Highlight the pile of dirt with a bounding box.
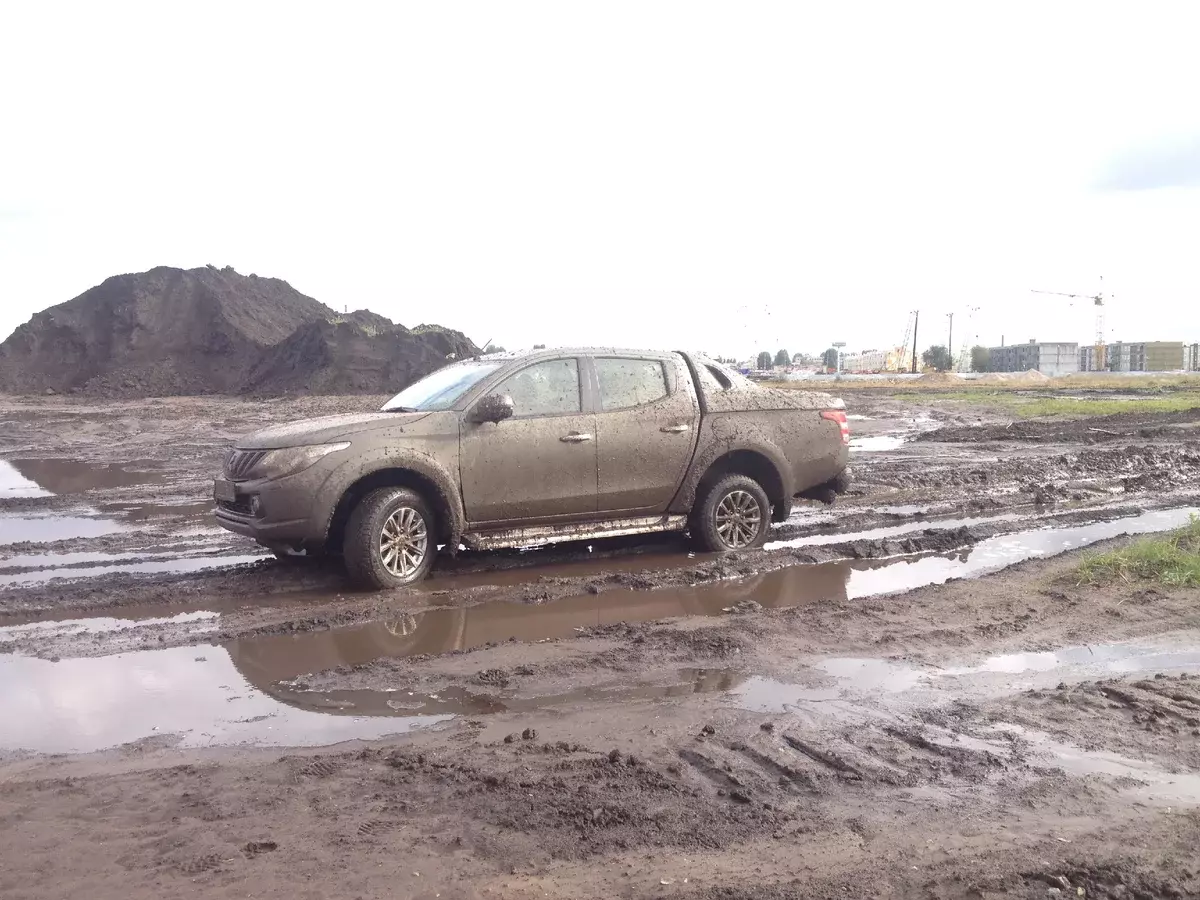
[244,318,476,396]
[0,266,477,397]
[977,369,1052,384]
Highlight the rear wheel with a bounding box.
[691,474,771,552]
[343,487,437,590]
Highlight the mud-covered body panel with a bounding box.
[214,348,849,554]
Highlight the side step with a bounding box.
[463,514,688,551]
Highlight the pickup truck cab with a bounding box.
[215,348,850,589]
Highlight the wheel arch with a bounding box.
[680,447,793,523]
[321,457,463,554]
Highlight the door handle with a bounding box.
[560,432,593,443]
[660,424,690,434]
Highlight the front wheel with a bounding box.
[691,474,771,552]
[343,487,437,590]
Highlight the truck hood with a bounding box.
[236,411,433,449]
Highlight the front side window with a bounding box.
[595,358,668,410]
[496,358,581,417]
[382,362,502,412]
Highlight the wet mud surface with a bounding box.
[2,392,1200,899]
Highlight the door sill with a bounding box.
[463,514,688,551]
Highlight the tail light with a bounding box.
[821,409,850,445]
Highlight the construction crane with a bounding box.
[1030,277,1108,370]
[897,310,917,374]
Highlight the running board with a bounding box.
[463,514,688,551]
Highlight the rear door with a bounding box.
[460,357,598,526]
[590,354,700,514]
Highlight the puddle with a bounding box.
[271,668,744,718]
[841,506,1199,597]
[991,723,1200,805]
[0,647,449,754]
[765,512,1022,549]
[815,657,929,692]
[6,458,165,494]
[99,500,215,522]
[850,435,907,453]
[0,461,53,499]
[0,610,218,642]
[0,515,126,546]
[945,642,1200,678]
[0,553,266,587]
[0,550,146,569]
[877,504,931,516]
[223,507,1199,685]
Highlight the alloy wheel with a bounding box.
[714,489,762,549]
[379,506,428,578]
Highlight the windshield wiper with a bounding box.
[384,406,419,413]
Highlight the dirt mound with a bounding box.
[0,266,477,397]
[917,371,962,383]
[244,319,476,395]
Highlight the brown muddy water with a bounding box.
[2,506,1198,756]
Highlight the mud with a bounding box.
[3,393,1200,899]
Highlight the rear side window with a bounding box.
[698,364,732,391]
[595,358,668,411]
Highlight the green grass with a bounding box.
[1074,518,1200,588]
[1003,393,1200,418]
[843,389,1200,419]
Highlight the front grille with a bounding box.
[224,448,267,481]
[218,497,255,516]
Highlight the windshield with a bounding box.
[381,362,503,412]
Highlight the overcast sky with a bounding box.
[2,2,1197,360]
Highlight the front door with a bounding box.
[592,355,700,513]
[460,357,598,526]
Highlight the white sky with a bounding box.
[2,2,1198,361]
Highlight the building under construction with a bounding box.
[839,346,910,374]
[988,341,1079,376]
[1079,341,1187,372]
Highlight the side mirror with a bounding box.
[472,393,514,424]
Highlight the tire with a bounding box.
[691,474,771,552]
[343,487,438,590]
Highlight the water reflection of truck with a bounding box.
[226,561,853,701]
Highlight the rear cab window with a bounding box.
[595,358,669,410]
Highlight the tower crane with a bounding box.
[1030,277,1108,370]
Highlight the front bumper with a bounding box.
[212,475,319,548]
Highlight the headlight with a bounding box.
[248,442,350,481]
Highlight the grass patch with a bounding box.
[769,373,1200,394]
[1074,518,1200,587]
[1006,393,1200,418]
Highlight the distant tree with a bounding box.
[484,343,506,354]
[969,345,990,373]
[774,349,790,367]
[822,348,839,369]
[922,345,952,371]
[756,351,773,369]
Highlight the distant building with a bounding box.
[1190,344,1199,371]
[988,341,1079,376]
[840,346,909,374]
[1081,341,1187,372]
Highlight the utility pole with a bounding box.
[832,341,846,377]
[911,310,920,374]
[946,313,954,371]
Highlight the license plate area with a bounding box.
[213,479,237,503]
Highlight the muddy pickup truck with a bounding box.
[214,348,850,589]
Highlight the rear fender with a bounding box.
[670,418,795,518]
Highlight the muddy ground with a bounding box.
[2,390,1200,899]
